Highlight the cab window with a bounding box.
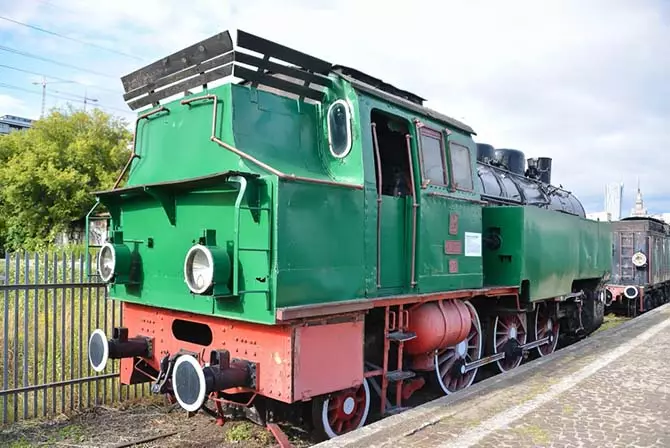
[449,142,474,191]
[327,100,352,158]
[419,128,448,186]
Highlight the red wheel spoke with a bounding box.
[437,350,456,365]
[439,357,456,377]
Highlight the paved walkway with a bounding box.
[315,304,670,448]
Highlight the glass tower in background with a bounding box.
[605,182,624,221]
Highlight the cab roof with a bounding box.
[121,29,475,135]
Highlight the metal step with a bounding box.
[385,405,412,415]
[386,370,415,382]
[388,331,417,342]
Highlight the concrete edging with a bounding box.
[313,303,670,447]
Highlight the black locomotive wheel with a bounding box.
[311,378,371,440]
[531,302,560,357]
[492,312,527,372]
[433,301,483,394]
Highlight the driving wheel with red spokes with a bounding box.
[531,301,560,357]
[491,312,528,373]
[311,378,371,440]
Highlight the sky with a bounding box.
[1,0,669,215]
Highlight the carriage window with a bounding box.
[327,100,352,158]
[449,142,474,191]
[419,129,448,186]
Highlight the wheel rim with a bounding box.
[533,302,560,357]
[434,301,483,394]
[493,313,527,372]
[319,379,370,439]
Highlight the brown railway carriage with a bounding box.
[605,216,670,314]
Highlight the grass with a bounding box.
[562,404,574,415]
[595,313,631,333]
[225,421,273,444]
[512,423,551,445]
[7,439,31,448]
[0,249,149,426]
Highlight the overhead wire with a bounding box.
[1,1,145,117]
[0,45,119,80]
[0,82,133,115]
[0,14,146,62]
[0,63,124,95]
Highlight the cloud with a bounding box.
[1,0,669,214]
[0,94,31,116]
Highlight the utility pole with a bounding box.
[36,76,46,118]
[32,77,75,118]
[54,88,98,111]
[83,88,98,111]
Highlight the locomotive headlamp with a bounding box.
[98,242,132,283]
[632,251,647,268]
[624,285,640,299]
[183,244,231,295]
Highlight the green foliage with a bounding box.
[0,107,132,250]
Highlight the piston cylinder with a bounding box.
[404,300,472,355]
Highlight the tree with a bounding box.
[0,107,132,250]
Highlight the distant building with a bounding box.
[54,213,109,246]
[586,211,611,222]
[630,179,648,218]
[604,182,623,221]
[650,213,670,224]
[0,115,34,135]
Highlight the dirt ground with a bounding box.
[0,396,315,448]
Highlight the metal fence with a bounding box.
[0,250,149,425]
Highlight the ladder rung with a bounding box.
[388,331,417,342]
[238,247,271,252]
[386,370,415,382]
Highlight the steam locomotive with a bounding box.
[85,29,658,444]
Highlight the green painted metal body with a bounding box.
[482,206,612,301]
[98,74,488,325]
[96,67,610,324]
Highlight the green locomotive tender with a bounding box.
[86,29,612,441]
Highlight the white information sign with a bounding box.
[464,232,482,257]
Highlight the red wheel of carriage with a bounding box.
[532,301,560,357]
[492,312,527,372]
[433,301,483,394]
[311,378,371,440]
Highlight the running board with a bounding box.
[459,335,552,374]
